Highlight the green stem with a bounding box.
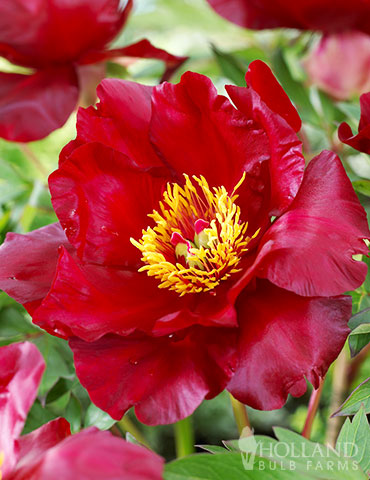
[118,415,151,449]
[302,377,325,439]
[229,394,251,435]
[174,416,195,458]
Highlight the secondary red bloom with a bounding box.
[206,0,370,33]
[0,61,368,425]
[0,0,186,142]
[0,342,163,480]
[339,92,370,154]
[304,32,370,100]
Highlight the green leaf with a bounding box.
[333,378,370,416]
[65,394,82,433]
[197,445,228,454]
[352,180,370,197]
[84,403,116,430]
[271,49,321,126]
[211,44,246,86]
[336,407,370,475]
[349,323,370,357]
[164,452,294,480]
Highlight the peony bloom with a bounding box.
[339,92,370,154]
[0,61,368,425]
[0,341,163,480]
[304,32,370,100]
[206,0,370,33]
[0,0,186,143]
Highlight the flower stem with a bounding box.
[302,378,325,439]
[174,416,195,458]
[118,415,151,449]
[229,394,251,435]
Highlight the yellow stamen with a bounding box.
[131,173,260,295]
[0,451,4,480]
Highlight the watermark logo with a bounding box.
[237,428,359,472]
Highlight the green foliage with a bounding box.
[334,378,370,416]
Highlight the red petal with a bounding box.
[0,67,78,142]
[12,419,71,478]
[49,142,170,267]
[226,61,304,215]
[70,328,237,425]
[12,428,163,480]
[79,38,187,82]
[228,281,351,410]
[253,151,370,296]
[150,71,273,226]
[339,92,370,154]
[0,342,45,477]
[0,0,132,68]
[206,0,370,33]
[61,78,162,168]
[34,247,238,340]
[0,223,70,314]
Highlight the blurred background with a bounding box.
[0,0,369,461]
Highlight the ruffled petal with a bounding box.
[79,38,187,82]
[228,281,351,410]
[252,151,369,297]
[206,0,370,33]
[339,92,370,154]
[70,328,237,425]
[60,78,162,168]
[34,247,238,340]
[0,223,70,314]
[0,0,132,68]
[0,342,45,477]
[226,61,305,215]
[0,67,79,142]
[49,142,170,267]
[12,428,163,480]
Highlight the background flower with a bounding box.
[303,32,370,100]
[0,61,368,426]
[0,341,163,480]
[206,0,370,33]
[0,0,186,143]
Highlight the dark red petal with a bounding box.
[253,151,370,297]
[34,247,188,340]
[206,0,370,33]
[0,67,79,142]
[0,342,45,477]
[245,60,301,132]
[0,223,70,314]
[150,71,272,222]
[228,281,351,410]
[49,142,170,267]
[70,328,237,425]
[79,38,187,82]
[339,92,370,154]
[226,63,304,216]
[12,428,163,480]
[65,78,162,168]
[0,0,132,68]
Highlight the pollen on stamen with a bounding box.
[130,172,260,296]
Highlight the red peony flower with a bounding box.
[206,0,370,33]
[0,0,186,143]
[0,61,368,425]
[0,341,163,480]
[339,92,370,154]
[304,32,370,100]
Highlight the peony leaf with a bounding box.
[333,377,370,417]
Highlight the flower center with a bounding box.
[131,173,259,296]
